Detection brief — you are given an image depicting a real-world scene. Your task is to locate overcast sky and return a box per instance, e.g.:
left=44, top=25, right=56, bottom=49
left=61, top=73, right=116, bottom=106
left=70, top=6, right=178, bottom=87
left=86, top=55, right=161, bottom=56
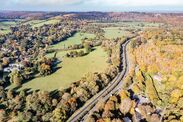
left=1, top=0, right=183, bottom=12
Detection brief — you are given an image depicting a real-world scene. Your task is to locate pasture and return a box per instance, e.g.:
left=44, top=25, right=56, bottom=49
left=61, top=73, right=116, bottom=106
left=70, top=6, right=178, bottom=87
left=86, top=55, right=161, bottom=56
left=49, top=32, right=95, bottom=49
left=103, top=27, right=131, bottom=39
left=8, top=22, right=153, bottom=91
left=19, top=46, right=108, bottom=91
left=0, top=21, right=17, bottom=35
left=22, top=19, right=60, bottom=28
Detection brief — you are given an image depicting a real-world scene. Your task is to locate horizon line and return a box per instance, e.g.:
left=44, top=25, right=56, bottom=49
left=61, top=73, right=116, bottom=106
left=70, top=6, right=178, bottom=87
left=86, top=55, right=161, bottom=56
left=1, top=10, right=183, bottom=14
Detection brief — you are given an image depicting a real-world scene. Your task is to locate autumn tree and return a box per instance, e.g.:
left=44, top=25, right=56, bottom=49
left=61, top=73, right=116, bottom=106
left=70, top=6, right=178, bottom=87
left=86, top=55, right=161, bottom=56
left=51, top=107, right=67, bottom=122
left=39, top=57, right=53, bottom=76
left=84, top=42, right=92, bottom=54
left=9, top=69, right=23, bottom=87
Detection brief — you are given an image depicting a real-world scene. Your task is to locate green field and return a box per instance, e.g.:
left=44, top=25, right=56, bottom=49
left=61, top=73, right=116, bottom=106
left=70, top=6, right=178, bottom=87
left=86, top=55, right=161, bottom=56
left=103, top=27, right=131, bottom=39
left=23, top=19, right=60, bottom=28
left=94, top=21, right=161, bottom=28
left=8, top=22, right=154, bottom=91
left=18, top=46, right=108, bottom=91
left=101, top=22, right=162, bottom=39
left=8, top=31, right=106, bottom=91
left=32, top=19, right=60, bottom=28
left=49, top=32, right=95, bottom=49
left=0, top=19, right=60, bottom=34
left=22, top=20, right=44, bottom=25
left=0, top=19, right=60, bottom=35
left=0, top=21, right=17, bottom=35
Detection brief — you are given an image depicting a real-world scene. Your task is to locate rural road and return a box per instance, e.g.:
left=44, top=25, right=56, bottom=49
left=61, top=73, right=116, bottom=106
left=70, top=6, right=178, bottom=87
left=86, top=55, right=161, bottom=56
left=67, top=36, right=135, bottom=122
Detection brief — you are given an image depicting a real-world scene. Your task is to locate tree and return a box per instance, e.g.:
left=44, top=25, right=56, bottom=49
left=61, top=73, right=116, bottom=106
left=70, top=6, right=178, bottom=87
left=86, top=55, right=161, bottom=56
left=9, top=69, right=23, bottom=87
left=84, top=42, right=92, bottom=54
left=7, top=89, right=14, bottom=99
left=145, top=75, right=160, bottom=103
left=0, top=63, right=3, bottom=82
left=0, top=110, right=7, bottom=122
left=39, top=63, right=52, bottom=76
left=51, top=107, right=67, bottom=122
left=170, top=89, right=183, bottom=103
left=23, top=67, right=33, bottom=80
left=120, top=98, right=133, bottom=115
left=2, top=57, right=9, bottom=67
left=100, top=73, right=111, bottom=86
left=78, top=50, right=85, bottom=57
left=104, top=100, right=115, bottom=111
left=76, top=87, right=90, bottom=102
left=96, top=99, right=105, bottom=112
left=68, top=97, right=77, bottom=112
left=86, top=115, right=95, bottom=122
left=131, top=39, right=136, bottom=49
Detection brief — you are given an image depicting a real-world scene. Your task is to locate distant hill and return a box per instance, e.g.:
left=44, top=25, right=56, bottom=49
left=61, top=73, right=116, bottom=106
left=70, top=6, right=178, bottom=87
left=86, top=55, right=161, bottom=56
left=0, top=11, right=183, bottom=25
left=0, top=11, right=63, bottom=20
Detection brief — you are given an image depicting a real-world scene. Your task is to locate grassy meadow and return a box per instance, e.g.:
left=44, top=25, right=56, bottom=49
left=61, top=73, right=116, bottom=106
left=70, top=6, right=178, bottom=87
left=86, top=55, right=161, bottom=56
left=8, top=22, right=150, bottom=91
left=22, top=19, right=60, bottom=28
left=19, top=46, right=108, bottom=91
left=0, top=21, right=17, bottom=35
left=49, top=32, right=95, bottom=49
left=102, top=22, right=162, bottom=39
left=103, top=27, right=131, bottom=39
left=8, top=31, right=106, bottom=91
left=0, top=19, right=61, bottom=35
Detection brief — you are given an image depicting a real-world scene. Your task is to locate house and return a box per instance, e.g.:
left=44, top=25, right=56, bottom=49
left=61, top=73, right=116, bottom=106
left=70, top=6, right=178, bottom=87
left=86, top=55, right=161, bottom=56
left=3, top=63, right=23, bottom=73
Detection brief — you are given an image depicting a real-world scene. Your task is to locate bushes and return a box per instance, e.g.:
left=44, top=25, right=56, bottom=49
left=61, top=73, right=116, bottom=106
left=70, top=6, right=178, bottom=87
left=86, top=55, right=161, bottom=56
left=46, top=49, right=56, bottom=54
left=67, top=44, right=84, bottom=50
left=66, top=50, right=85, bottom=58
left=84, top=42, right=92, bottom=54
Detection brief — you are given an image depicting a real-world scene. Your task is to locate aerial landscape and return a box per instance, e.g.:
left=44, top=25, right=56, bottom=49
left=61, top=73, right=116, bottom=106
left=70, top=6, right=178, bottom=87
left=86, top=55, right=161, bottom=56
left=0, top=0, right=183, bottom=122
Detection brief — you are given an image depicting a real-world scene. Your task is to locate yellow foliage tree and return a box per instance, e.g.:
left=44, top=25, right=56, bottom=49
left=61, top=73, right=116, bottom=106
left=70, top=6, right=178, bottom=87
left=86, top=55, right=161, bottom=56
left=147, top=64, right=159, bottom=74
left=119, top=90, right=128, bottom=101
left=170, top=89, right=183, bottom=103
left=145, top=75, right=160, bottom=103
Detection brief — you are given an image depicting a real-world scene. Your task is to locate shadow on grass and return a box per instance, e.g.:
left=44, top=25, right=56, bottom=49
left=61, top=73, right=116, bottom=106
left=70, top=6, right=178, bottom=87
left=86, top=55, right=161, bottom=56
left=82, top=47, right=96, bottom=57
left=8, top=65, right=62, bottom=92
left=52, top=66, right=62, bottom=74
left=91, top=47, right=96, bottom=52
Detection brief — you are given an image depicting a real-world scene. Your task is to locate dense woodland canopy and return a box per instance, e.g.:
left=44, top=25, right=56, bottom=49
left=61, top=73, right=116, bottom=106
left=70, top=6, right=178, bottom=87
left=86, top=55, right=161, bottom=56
left=87, top=27, right=183, bottom=122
